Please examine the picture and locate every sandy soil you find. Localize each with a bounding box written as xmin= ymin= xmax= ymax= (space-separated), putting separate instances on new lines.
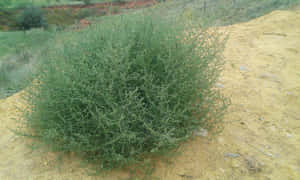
xmin=0 ymin=9 xmax=299 ymax=180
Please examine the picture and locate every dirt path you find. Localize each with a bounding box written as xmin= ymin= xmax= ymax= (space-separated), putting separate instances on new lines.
xmin=0 ymin=9 xmax=299 ymax=180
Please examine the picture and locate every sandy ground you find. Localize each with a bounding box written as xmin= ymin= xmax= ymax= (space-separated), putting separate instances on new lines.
xmin=0 ymin=9 xmax=299 ymax=180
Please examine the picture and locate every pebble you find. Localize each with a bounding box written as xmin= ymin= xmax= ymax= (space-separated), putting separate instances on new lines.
xmin=194 ymin=128 xmax=208 ymax=137
xmin=178 ymin=174 xmax=193 ymax=179
xmin=259 ymin=117 xmax=263 ymax=121
xmin=259 ymin=73 xmax=270 ymax=79
xmin=245 ymin=156 xmax=263 ymax=173
xmin=258 ymin=149 xmax=274 ymax=157
xmin=225 ymin=153 xmax=241 ymax=158
xmin=259 ymin=73 xmax=280 ymax=83
xmin=240 ymin=65 xmax=249 ymax=72
xmin=216 ymin=84 xmax=225 ymax=88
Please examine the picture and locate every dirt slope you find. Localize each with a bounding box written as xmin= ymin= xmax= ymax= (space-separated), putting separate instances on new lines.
xmin=0 ymin=9 xmax=299 ymax=180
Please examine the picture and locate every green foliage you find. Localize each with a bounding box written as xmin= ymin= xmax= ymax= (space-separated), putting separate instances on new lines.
xmin=79 ymin=0 xmax=92 ymax=5
xmin=0 ymin=30 xmax=52 ymax=58
xmin=0 ymin=64 xmax=10 ymax=85
xmin=0 ymin=54 xmax=32 ymax=99
xmin=161 ymin=0 xmax=300 ymax=27
xmin=111 ymin=0 xmax=126 ymax=3
xmin=0 ymin=30 xmax=53 ymax=99
xmin=46 ymin=8 xmax=76 ymax=28
xmin=0 ymin=0 xmax=92 ymax=9
xmin=75 ymin=8 xmax=97 ymax=19
xmin=0 ymin=0 xmax=11 ymax=9
xmin=22 ymin=13 xmax=226 ymax=170
xmin=17 ymin=6 xmax=48 ymax=30
xmin=108 ymin=5 xmax=121 ymax=14
xmin=85 ymin=0 xmax=92 ymax=5
xmin=0 ymin=9 xmax=19 ymax=31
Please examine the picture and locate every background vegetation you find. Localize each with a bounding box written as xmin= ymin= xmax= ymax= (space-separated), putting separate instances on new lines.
xmin=161 ymin=0 xmax=300 ymax=26
xmin=0 ymin=0 xmax=133 ymax=9
xmin=0 ymin=29 xmax=53 ymax=99
xmin=17 ymin=6 xmax=48 ymax=30
xmin=1 ymin=0 xmax=299 ymax=109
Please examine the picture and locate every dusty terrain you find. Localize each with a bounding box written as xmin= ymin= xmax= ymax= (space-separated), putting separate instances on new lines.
xmin=0 ymin=9 xmax=299 ymax=179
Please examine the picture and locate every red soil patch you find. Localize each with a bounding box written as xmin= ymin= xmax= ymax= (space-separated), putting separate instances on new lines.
xmin=48 ymin=0 xmax=159 ymax=30
xmin=79 ymin=19 xmax=91 ymax=27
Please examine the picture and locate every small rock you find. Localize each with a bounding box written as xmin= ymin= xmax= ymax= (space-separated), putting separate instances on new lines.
xmin=271 ymin=76 xmax=280 ymax=83
xmin=258 ymin=148 xmax=274 ymax=157
xmin=225 ymin=153 xmax=241 ymax=158
xmin=194 ymin=128 xmax=208 ymax=137
xmin=79 ymin=19 xmax=90 ymax=27
xmin=259 ymin=117 xmax=263 ymax=121
xmin=286 ymin=133 xmax=293 ymax=138
xmin=259 ymin=73 xmax=270 ymax=79
xmin=265 ymin=152 xmax=274 ymax=157
xmin=240 ymin=65 xmax=249 ymax=72
xmin=259 ymin=73 xmax=280 ymax=83
xmin=178 ymin=174 xmax=193 ymax=179
xmin=245 ymin=156 xmax=262 ymax=173
xmin=216 ymin=84 xmax=225 ymax=88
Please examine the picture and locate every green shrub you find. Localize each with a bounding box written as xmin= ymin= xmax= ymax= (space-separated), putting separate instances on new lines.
xmin=46 ymin=8 xmax=75 ymax=28
xmin=108 ymin=5 xmax=121 ymax=14
xmin=75 ymin=8 xmax=96 ymax=19
xmin=22 ymin=14 xmax=227 ymax=170
xmin=0 ymin=0 xmax=11 ymax=9
xmin=111 ymin=0 xmax=126 ymax=3
xmin=0 ymin=49 xmax=33 ymax=98
xmin=0 ymin=64 xmax=10 ymax=85
xmin=74 ymin=0 xmax=91 ymax=6
xmin=17 ymin=6 xmax=48 ymax=31
xmin=0 ymin=9 xmax=19 ymax=31
xmin=82 ymin=0 xmax=92 ymax=5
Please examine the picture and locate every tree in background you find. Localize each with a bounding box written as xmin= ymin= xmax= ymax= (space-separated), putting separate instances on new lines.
xmin=0 ymin=0 xmax=11 ymax=9
xmin=17 ymin=6 xmax=48 ymax=31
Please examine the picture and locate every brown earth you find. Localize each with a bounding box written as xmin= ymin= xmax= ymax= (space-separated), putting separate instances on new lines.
xmin=0 ymin=0 xmax=158 ymax=31
xmin=44 ymin=0 xmax=157 ymax=12
xmin=0 ymin=9 xmax=299 ymax=180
